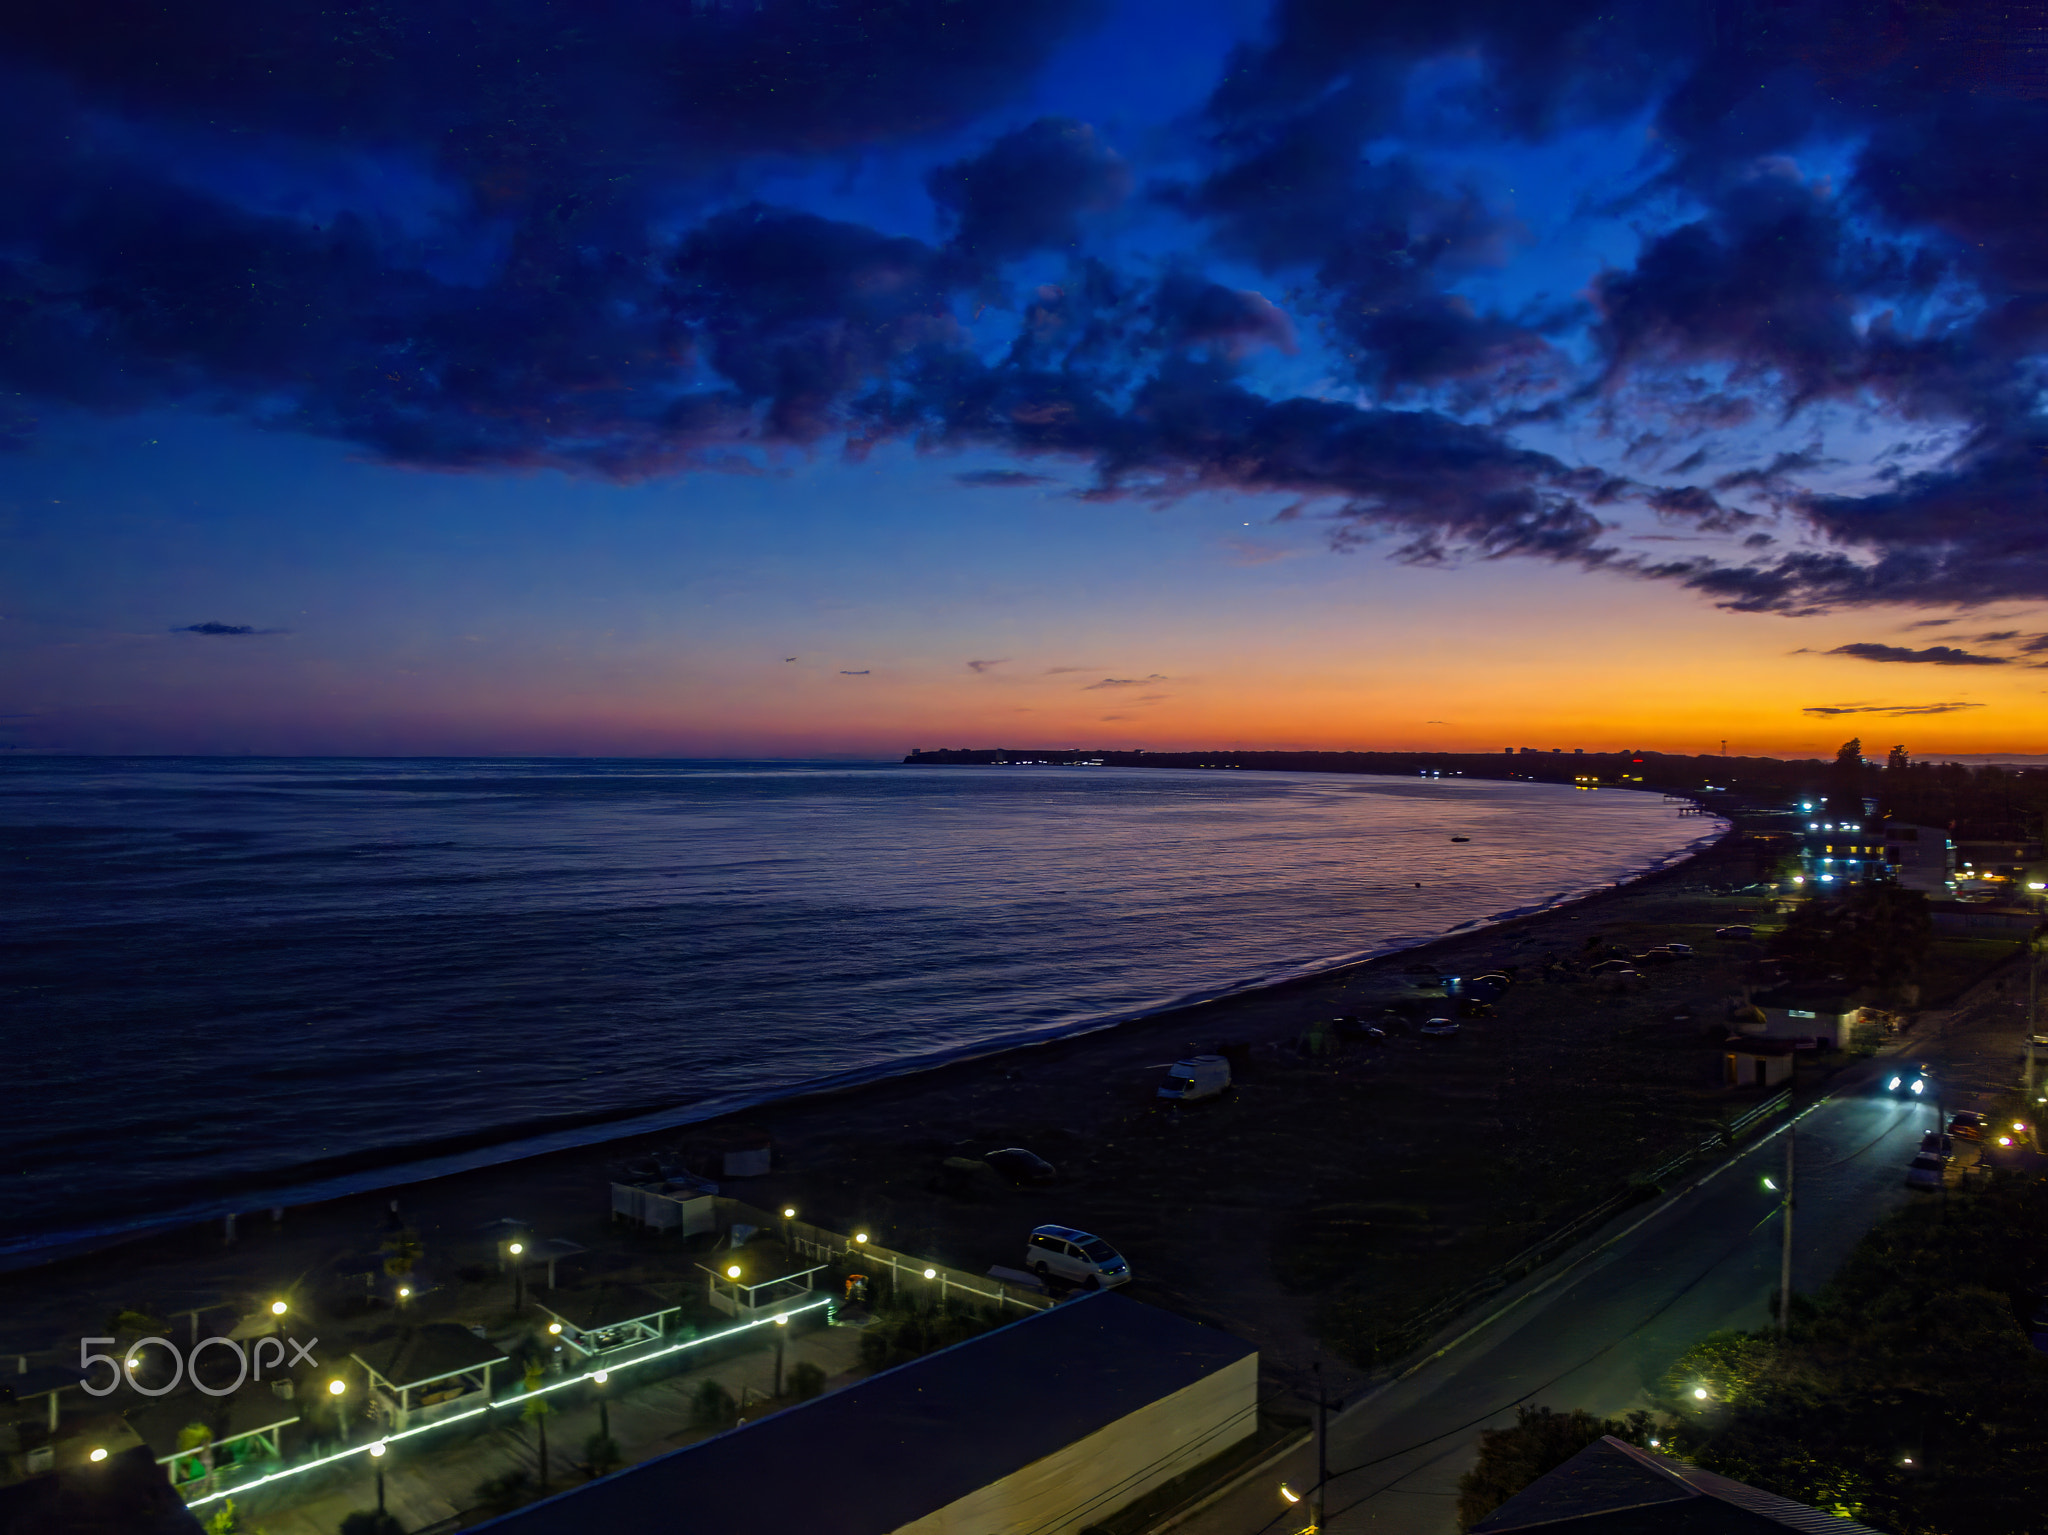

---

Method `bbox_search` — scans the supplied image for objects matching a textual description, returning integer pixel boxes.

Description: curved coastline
[0,808,1729,1272]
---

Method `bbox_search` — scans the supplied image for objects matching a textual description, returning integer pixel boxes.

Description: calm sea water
[0,758,1721,1258]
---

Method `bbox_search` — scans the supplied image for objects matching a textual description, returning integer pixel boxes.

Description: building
[1469,1434,1884,1532]
[1882,823,1954,894]
[351,1323,510,1432]
[1722,1040,1796,1089]
[473,1292,1258,1535]
[1795,817,1891,888]
[1743,989,1856,1051]
[1927,901,2040,936]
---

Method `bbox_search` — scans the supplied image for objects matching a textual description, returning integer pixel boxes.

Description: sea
[0,757,1723,1262]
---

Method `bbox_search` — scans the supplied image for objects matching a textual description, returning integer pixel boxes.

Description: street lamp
[329,1377,349,1440]
[509,1242,526,1315]
[773,1313,789,1396]
[594,1370,610,1442]
[369,1440,387,1514]
[1693,1387,1709,1400]
[725,1263,742,1280]
[88,1447,108,1463]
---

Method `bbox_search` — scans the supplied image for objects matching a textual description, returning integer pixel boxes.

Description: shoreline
[0,809,1732,1280]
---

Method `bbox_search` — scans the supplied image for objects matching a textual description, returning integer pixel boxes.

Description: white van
[1157,1054,1231,1102]
[1025,1225,1131,1289]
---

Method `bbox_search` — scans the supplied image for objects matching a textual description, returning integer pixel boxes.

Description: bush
[788,1361,827,1401]
[583,1431,623,1477]
[689,1379,738,1430]
[472,1469,533,1514]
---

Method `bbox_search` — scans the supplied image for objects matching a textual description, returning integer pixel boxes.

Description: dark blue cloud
[0,0,2042,611]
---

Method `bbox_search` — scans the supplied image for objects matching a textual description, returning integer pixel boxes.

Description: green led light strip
[184,1297,829,1510]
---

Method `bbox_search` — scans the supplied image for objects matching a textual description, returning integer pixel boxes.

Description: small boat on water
[1450,836,1470,842]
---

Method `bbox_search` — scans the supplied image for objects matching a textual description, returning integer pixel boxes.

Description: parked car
[983,1148,1057,1184]
[1949,1111,1987,1141]
[1634,949,1680,966]
[1663,942,1695,956]
[1919,1131,1953,1160]
[1589,958,1634,974]
[1025,1225,1130,1289]
[1420,1018,1460,1038]
[1156,1054,1231,1102]
[1715,925,1754,939]
[1906,1154,1946,1190]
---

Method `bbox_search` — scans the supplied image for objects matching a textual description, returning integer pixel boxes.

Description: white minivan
[1157,1054,1231,1102]
[1026,1225,1131,1289]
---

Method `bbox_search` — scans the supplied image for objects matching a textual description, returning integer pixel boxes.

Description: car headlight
[1911,1080,1924,1094]
[1889,1077,1901,1090]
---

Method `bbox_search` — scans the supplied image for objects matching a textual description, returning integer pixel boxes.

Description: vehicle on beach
[1156,1055,1231,1102]
[1906,1154,1946,1189]
[1949,1111,1986,1141]
[1026,1225,1130,1289]
[1420,1018,1459,1038]
[983,1148,1057,1184]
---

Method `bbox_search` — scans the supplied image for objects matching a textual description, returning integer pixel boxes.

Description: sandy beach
[0,806,1786,1418]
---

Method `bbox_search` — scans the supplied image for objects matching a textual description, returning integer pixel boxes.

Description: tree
[1825,739,1865,821]
[1456,1406,1654,1530]
[520,1360,552,1491]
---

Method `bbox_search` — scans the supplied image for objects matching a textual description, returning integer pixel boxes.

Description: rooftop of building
[473,1291,1255,1535]
[1470,1436,1885,1533]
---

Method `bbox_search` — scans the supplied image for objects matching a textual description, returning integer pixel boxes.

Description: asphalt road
[1183,982,2046,1535]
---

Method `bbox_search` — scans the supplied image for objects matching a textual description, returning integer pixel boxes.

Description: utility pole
[1777,1129,1794,1334]
[2027,932,2038,1104]
[1312,1362,1330,1533]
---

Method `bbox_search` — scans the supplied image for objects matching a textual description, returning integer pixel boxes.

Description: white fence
[720,1201,1053,1315]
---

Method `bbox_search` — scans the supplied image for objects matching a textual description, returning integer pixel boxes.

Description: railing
[721,1200,1053,1315]
[1373,1090,1795,1369]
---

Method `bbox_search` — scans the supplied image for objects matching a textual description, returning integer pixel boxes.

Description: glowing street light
[269,1300,288,1317]
[781,1207,797,1219]
[1693,1387,1709,1400]
[853,1232,868,1245]
[88,1447,108,1463]
[1280,1483,1301,1504]
[508,1242,524,1256]
[923,1268,937,1280]
[1762,1176,1778,1192]
[328,1378,346,1396]
[369,1439,388,1514]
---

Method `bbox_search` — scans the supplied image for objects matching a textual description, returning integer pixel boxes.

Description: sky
[2,0,2046,759]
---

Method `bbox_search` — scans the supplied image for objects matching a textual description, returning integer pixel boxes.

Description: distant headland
[902,745,1829,798]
